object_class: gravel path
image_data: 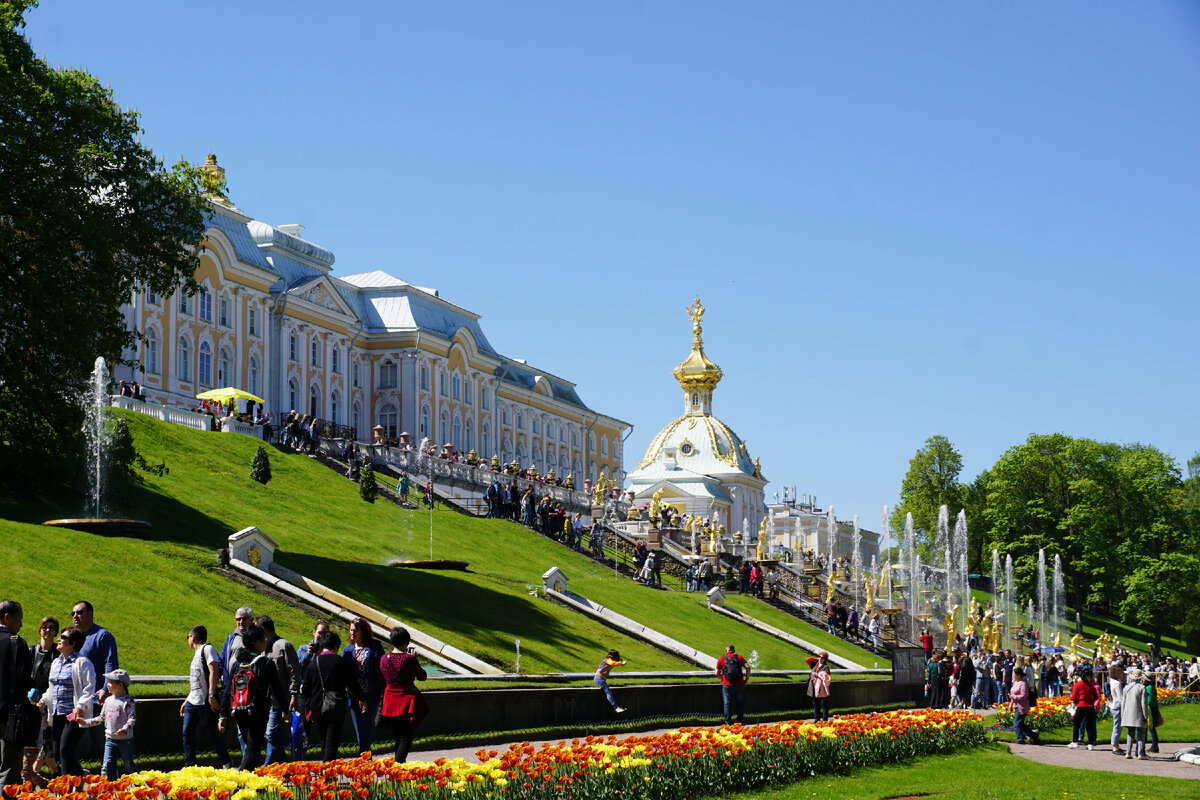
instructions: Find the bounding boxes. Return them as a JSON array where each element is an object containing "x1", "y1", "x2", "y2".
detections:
[{"x1": 1005, "y1": 740, "x2": 1200, "y2": 780}]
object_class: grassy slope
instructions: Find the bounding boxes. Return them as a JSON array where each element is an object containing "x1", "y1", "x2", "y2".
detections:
[
  {"x1": 968, "y1": 588, "x2": 1196, "y2": 659},
  {"x1": 743, "y1": 741, "x2": 1199, "y2": 800},
  {"x1": 0, "y1": 518, "x2": 320, "y2": 675},
  {"x1": 110, "y1": 410, "x2": 883, "y2": 672}
]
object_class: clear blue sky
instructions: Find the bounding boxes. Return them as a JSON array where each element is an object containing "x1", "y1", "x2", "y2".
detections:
[{"x1": 23, "y1": 2, "x2": 1200, "y2": 538}]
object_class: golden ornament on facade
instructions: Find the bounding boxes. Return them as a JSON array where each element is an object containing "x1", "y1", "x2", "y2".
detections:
[{"x1": 247, "y1": 544, "x2": 262, "y2": 569}]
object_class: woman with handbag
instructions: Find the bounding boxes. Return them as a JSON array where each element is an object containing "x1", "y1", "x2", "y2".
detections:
[
  {"x1": 807, "y1": 652, "x2": 832, "y2": 721},
  {"x1": 342, "y1": 619, "x2": 384, "y2": 754},
  {"x1": 378, "y1": 627, "x2": 429, "y2": 762},
  {"x1": 37, "y1": 627, "x2": 94, "y2": 776},
  {"x1": 301, "y1": 630, "x2": 364, "y2": 762}
]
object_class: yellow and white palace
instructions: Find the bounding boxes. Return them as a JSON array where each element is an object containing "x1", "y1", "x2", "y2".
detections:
[{"x1": 116, "y1": 157, "x2": 629, "y2": 484}]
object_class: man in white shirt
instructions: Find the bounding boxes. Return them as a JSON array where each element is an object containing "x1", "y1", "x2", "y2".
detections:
[{"x1": 180, "y1": 626, "x2": 231, "y2": 768}]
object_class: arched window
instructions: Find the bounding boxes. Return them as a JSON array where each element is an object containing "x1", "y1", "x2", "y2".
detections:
[
  {"x1": 420, "y1": 365, "x2": 429, "y2": 391},
  {"x1": 288, "y1": 379, "x2": 298, "y2": 412},
  {"x1": 248, "y1": 356, "x2": 260, "y2": 396},
  {"x1": 198, "y1": 288, "x2": 212, "y2": 322},
  {"x1": 380, "y1": 360, "x2": 397, "y2": 388},
  {"x1": 309, "y1": 385, "x2": 320, "y2": 418},
  {"x1": 481, "y1": 388, "x2": 489, "y2": 410},
  {"x1": 452, "y1": 373, "x2": 461, "y2": 400},
  {"x1": 589, "y1": 461, "x2": 597, "y2": 483},
  {"x1": 501, "y1": 435, "x2": 512, "y2": 463},
  {"x1": 573, "y1": 456, "x2": 582, "y2": 474},
  {"x1": 420, "y1": 406, "x2": 430, "y2": 440},
  {"x1": 379, "y1": 403, "x2": 398, "y2": 439},
  {"x1": 331, "y1": 391, "x2": 340, "y2": 425},
  {"x1": 311, "y1": 338, "x2": 321, "y2": 368},
  {"x1": 178, "y1": 292, "x2": 191, "y2": 316},
  {"x1": 600, "y1": 436, "x2": 608, "y2": 457},
  {"x1": 546, "y1": 444, "x2": 554, "y2": 469},
  {"x1": 482, "y1": 424, "x2": 490, "y2": 459},
  {"x1": 453, "y1": 414, "x2": 462, "y2": 451},
  {"x1": 692, "y1": 392, "x2": 699, "y2": 408},
  {"x1": 353, "y1": 401, "x2": 362, "y2": 439},
  {"x1": 516, "y1": 412, "x2": 524, "y2": 430},
  {"x1": 145, "y1": 329, "x2": 159, "y2": 374},
  {"x1": 560, "y1": 453, "x2": 569, "y2": 474},
  {"x1": 589, "y1": 431, "x2": 597, "y2": 452},
  {"x1": 217, "y1": 347, "x2": 231, "y2": 387},
  {"x1": 516, "y1": 441, "x2": 527, "y2": 463},
  {"x1": 465, "y1": 420, "x2": 474, "y2": 453},
  {"x1": 198, "y1": 342, "x2": 212, "y2": 386},
  {"x1": 440, "y1": 370, "x2": 449, "y2": 396},
  {"x1": 177, "y1": 336, "x2": 191, "y2": 381},
  {"x1": 440, "y1": 410, "x2": 449, "y2": 445}
]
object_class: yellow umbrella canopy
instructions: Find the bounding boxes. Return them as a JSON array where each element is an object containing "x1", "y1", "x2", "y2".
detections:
[{"x1": 195, "y1": 387, "x2": 265, "y2": 405}]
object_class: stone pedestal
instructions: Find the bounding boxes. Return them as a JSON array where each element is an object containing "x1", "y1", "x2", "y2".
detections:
[
  {"x1": 228, "y1": 527, "x2": 278, "y2": 572},
  {"x1": 542, "y1": 566, "x2": 569, "y2": 594}
]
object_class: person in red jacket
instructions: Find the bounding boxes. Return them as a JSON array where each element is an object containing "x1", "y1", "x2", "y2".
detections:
[
  {"x1": 1067, "y1": 666, "x2": 1100, "y2": 750},
  {"x1": 716, "y1": 645, "x2": 750, "y2": 724},
  {"x1": 918, "y1": 629, "x2": 934, "y2": 661}
]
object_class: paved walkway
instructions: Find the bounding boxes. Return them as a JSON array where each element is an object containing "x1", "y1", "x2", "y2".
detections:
[{"x1": 1006, "y1": 740, "x2": 1200, "y2": 779}]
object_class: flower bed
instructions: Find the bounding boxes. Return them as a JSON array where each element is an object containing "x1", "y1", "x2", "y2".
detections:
[
  {"x1": 991, "y1": 687, "x2": 1190, "y2": 729},
  {"x1": 8, "y1": 710, "x2": 987, "y2": 800}
]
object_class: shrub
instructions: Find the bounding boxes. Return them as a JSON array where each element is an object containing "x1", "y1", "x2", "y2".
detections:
[
  {"x1": 250, "y1": 446, "x2": 272, "y2": 484},
  {"x1": 359, "y1": 461, "x2": 377, "y2": 503}
]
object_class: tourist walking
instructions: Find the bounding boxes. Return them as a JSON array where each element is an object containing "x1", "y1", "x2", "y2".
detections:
[
  {"x1": 0, "y1": 601, "x2": 33, "y2": 789},
  {"x1": 258, "y1": 616, "x2": 301, "y2": 764},
  {"x1": 71, "y1": 601, "x2": 118, "y2": 762},
  {"x1": 717, "y1": 644, "x2": 750, "y2": 724},
  {"x1": 808, "y1": 652, "x2": 832, "y2": 721},
  {"x1": 43, "y1": 625, "x2": 95, "y2": 776},
  {"x1": 24, "y1": 616, "x2": 58, "y2": 786},
  {"x1": 343, "y1": 619, "x2": 384, "y2": 754},
  {"x1": 301, "y1": 630, "x2": 364, "y2": 762},
  {"x1": 78, "y1": 669, "x2": 136, "y2": 779},
  {"x1": 1008, "y1": 666, "x2": 1033, "y2": 745},
  {"x1": 1067, "y1": 667, "x2": 1099, "y2": 750},
  {"x1": 594, "y1": 650, "x2": 627, "y2": 714},
  {"x1": 219, "y1": 624, "x2": 287, "y2": 770},
  {"x1": 1107, "y1": 662, "x2": 1126, "y2": 754},
  {"x1": 180, "y1": 625, "x2": 231, "y2": 768},
  {"x1": 1121, "y1": 667, "x2": 1149, "y2": 760},
  {"x1": 379, "y1": 628, "x2": 430, "y2": 762},
  {"x1": 1146, "y1": 671, "x2": 1161, "y2": 753}
]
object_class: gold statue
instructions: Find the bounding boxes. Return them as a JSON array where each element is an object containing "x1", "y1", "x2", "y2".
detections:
[
  {"x1": 968, "y1": 596, "x2": 979, "y2": 625},
  {"x1": 753, "y1": 457, "x2": 762, "y2": 479},
  {"x1": 825, "y1": 573, "x2": 836, "y2": 603},
  {"x1": 865, "y1": 580, "x2": 875, "y2": 614},
  {"x1": 756, "y1": 518, "x2": 767, "y2": 562},
  {"x1": 710, "y1": 523, "x2": 719, "y2": 554},
  {"x1": 944, "y1": 604, "x2": 960, "y2": 649},
  {"x1": 981, "y1": 618, "x2": 992, "y2": 649},
  {"x1": 1053, "y1": 630, "x2": 1062, "y2": 649},
  {"x1": 593, "y1": 472, "x2": 608, "y2": 508},
  {"x1": 1070, "y1": 633, "x2": 1083, "y2": 663},
  {"x1": 685, "y1": 297, "x2": 705, "y2": 338}
]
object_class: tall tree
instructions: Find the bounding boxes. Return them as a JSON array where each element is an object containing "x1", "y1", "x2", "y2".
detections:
[
  {"x1": 891, "y1": 434, "x2": 966, "y2": 555},
  {"x1": 0, "y1": 1, "x2": 208, "y2": 491}
]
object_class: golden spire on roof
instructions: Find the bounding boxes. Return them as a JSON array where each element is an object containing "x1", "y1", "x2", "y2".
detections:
[{"x1": 673, "y1": 297, "x2": 722, "y2": 414}]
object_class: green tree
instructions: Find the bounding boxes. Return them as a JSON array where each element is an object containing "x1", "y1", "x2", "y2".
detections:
[
  {"x1": 249, "y1": 446, "x2": 272, "y2": 485},
  {"x1": 891, "y1": 434, "x2": 966, "y2": 558},
  {"x1": 358, "y1": 461, "x2": 378, "y2": 503},
  {"x1": 0, "y1": 2, "x2": 209, "y2": 493}
]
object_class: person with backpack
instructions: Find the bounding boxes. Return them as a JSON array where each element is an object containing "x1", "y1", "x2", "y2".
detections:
[
  {"x1": 716, "y1": 644, "x2": 750, "y2": 725},
  {"x1": 180, "y1": 625, "x2": 231, "y2": 768},
  {"x1": 218, "y1": 624, "x2": 287, "y2": 770},
  {"x1": 301, "y1": 630, "x2": 364, "y2": 763},
  {"x1": 925, "y1": 652, "x2": 944, "y2": 709}
]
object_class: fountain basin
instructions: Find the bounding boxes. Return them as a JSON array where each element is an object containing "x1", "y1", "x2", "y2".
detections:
[
  {"x1": 43, "y1": 519, "x2": 153, "y2": 537},
  {"x1": 388, "y1": 559, "x2": 469, "y2": 570}
]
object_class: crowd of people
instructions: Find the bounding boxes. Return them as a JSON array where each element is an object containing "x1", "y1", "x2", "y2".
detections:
[{"x1": 0, "y1": 600, "x2": 431, "y2": 789}]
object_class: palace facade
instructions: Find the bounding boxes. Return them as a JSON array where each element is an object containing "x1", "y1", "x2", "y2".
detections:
[{"x1": 115, "y1": 157, "x2": 630, "y2": 484}]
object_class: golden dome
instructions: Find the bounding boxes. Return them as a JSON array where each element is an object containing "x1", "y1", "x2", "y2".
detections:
[{"x1": 673, "y1": 298, "x2": 723, "y2": 397}]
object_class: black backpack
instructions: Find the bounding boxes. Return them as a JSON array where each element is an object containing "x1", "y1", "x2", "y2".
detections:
[{"x1": 722, "y1": 655, "x2": 743, "y2": 683}]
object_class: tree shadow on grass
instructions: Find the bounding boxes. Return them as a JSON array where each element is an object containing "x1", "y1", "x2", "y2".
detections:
[{"x1": 280, "y1": 550, "x2": 630, "y2": 671}]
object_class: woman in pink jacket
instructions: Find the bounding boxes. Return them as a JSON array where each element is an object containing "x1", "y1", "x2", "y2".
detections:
[{"x1": 808, "y1": 651, "x2": 832, "y2": 721}]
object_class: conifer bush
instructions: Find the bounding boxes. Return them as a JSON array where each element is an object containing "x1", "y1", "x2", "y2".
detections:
[
  {"x1": 359, "y1": 460, "x2": 377, "y2": 503},
  {"x1": 250, "y1": 446, "x2": 272, "y2": 484}
]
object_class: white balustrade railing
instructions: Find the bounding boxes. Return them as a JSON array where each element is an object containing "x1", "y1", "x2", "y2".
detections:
[
  {"x1": 220, "y1": 417, "x2": 262, "y2": 437},
  {"x1": 110, "y1": 395, "x2": 213, "y2": 431}
]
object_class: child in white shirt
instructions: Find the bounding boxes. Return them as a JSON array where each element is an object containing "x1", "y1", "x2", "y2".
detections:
[{"x1": 78, "y1": 669, "x2": 136, "y2": 778}]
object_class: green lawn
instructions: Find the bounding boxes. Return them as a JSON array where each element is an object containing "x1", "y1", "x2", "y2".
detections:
[
  {"x1": 737, "y1": 742, "x2": 1199, "y2": 800},
  {"x1": 7, "y1": 410, "x2": 875, "y2": 675}
]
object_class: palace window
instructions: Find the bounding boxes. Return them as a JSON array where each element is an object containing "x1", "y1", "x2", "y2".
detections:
[
  {"x1": 600, "y1": 436, "x2": 608, "y2": 457},
  {"x1": 452, "y1": 373, "x2": 461, "y2": 400},
  {"x1": 464, "y1": 379, "x2": 473, "y2": 406},
  {"x1": 420, "y1": 365, "x2": 429, "y2": 391},
  {"x1": 516, "y1": 412, "x2": 524, "y2": 430},
  {"x1": 178, "y1": 292, "x2": 191, "y2": 316},
  {"x1": 380, "y1": 360, "x2": 397, "y2": 388},
  {"x1": 440, "y1": 410, "x2": 449, "y2": 444},
  {"x1": 146, "y1": 289, "x2": 159, "y2": 306},
  {"x1": 502, "y1": 408, "x2": 509, "y2": 425},
  {"x1": 453, "y1": 415, "x2": 462, "y2": 451},
  {"x1": 532, "y1": 418, "x2": 540, "y2": 434},
  {"x1": 217, "y1": 348, "x2": 231, "y2": 386},
  {"x1": 420, "y1": 407, "x2": 430, "y2": 440},
  {"x1": 218, "y1": 297, "x2": 230, "y2": 327},
  {"x1": 310, "y1": 338, "x2": 321, "y2": 368},
  {"x1": 352, "y1": 361, "x2": 360, "y2": 388},
  {"x1": 288, "y1": 379, "x2": 298, "y2": 412},
  {"x1": 572, "y1": 430, "x2": 579, "y2": 447},
  {"x1": 482, "y1": 425, "x2": 490, "y2": 459},
  {"x1": 248, "y1": 357, "x2": 260, "y2": 396},
  {"x1": 176, "y1": 336, "x2": 191, "y2": 382},
  {"x1": 331, "y1": 391, "x2": 340, "y2": 425},
  {"x1": 198, "y1": 290, "x2": 212, "y2": 322},
  {"x1": 288, "y1": 334, "x2": 298, "y2": 362},
  {"x1": 465, "y1": 421, "x2": 473, "y2": 453},
  {"x1": 379, "y1": 403, "x2": 398, "y2": 439},
  {"x1": 353, "y1": 401, "x2": 362, "y2": 439},
  {"x1": 248, "y1": 307, "x2": 259, "y2": 337},
  {"x1": 198, "y1": 342, "x2": 212, "y2": 386},
  {"x1": 331, "y1": 348, "x2": 340, "y2": 374},
  {"x1": 145, "y1": 330, "x2": 159, "y2": 374},
  {"x1": 309, "y1": 386, "x2": 319, "y2": 418},
  {"x1": 440, "y1": 370, "x2": 449, "y2": 397},
  {"x1": 481, "y1": 386, "x2": 489, "y2": 409}
]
